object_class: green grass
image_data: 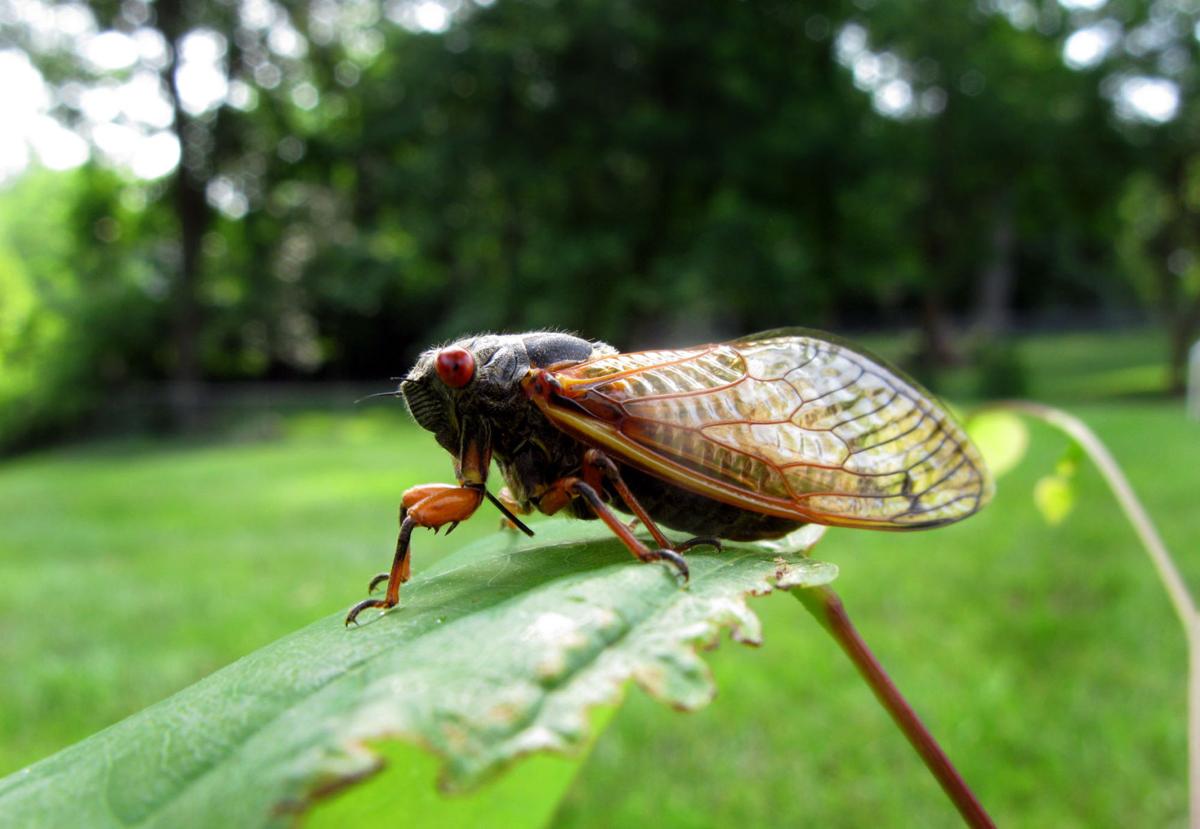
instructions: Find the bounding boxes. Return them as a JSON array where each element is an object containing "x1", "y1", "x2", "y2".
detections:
[
  {"x1": 0, "y1": 409, "x2": 501, "y2": 778},
  {"x1": 0, "y1": 329, "x2": 1196, "y2": 826},
  {"x1": 856, "y1": 327, "x2": 1175, "y2": 401}
]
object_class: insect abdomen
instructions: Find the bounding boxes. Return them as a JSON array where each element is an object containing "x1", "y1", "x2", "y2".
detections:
[{"x1": 616, "y1": 464, "x2": 804, "y2": 541}]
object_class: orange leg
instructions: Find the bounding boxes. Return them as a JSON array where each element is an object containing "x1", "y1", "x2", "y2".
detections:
[
  {"x1": 345, "y1": 483, "x2": 483, "y2": 625},
  {"x1": 401, "y1": 483, "x2": 461, "y2": 509},
  {"x1": 542, "y1": 476, "x2": 689, "y2": 580},
  {"x1": 581, "y1": 449, "x2": 722, "y2": 555}
]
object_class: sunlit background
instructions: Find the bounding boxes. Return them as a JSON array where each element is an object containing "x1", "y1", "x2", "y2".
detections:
[
  {"x1": 1, "y1": 0, "x2": 1198, "y2": 449},
  {"x1": 0, "y1": 1, "x2": 1187, "y2": 180},
  {"x1": 1, "y1": 0, "x2": 1198, "y2": 825}
]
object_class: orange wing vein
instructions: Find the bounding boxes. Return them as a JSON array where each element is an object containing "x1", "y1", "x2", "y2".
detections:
[{"x1": 527, "y1": 330, "x2": 993, "y2": 529}]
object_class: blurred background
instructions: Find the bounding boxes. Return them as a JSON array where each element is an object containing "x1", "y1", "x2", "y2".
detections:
[
  {"x1": 1, "y1": 0, "x2": 1197, "y2": 825},
  {"x1": 1, "y1": 0, "x2": 1198, "y2": 444}
]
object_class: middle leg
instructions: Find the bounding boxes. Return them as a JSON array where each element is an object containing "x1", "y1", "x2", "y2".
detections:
[
  {"x1": 581, "y1": 449, "x2": 722, "y2": 554},
  {"x1": 540, "y1": 476, "x2": 689, "y2": 580}
]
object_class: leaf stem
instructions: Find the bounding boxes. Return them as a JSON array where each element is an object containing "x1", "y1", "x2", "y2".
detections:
[
  {"x1": 795, "y1": 585, "x2": 996, "y2": 828},
  {"x1": 975, "y1": 400, "x2": 1197, "y2": 631},
  {"x1": 970, "y1": 400, "x2": 1199, "y2": 826}
]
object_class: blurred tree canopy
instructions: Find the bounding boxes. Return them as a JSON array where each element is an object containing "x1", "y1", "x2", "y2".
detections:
[{"x1": 0, "y1": 0, "x2": 1197, "y2": 448}]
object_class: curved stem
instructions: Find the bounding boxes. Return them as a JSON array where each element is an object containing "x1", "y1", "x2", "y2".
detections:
[
  {"x1": 969, "y1": 400, "x2": 1199, "y2": 826},
  {"x1": 795, "y1": 586, "x2": 996, "y2": 828},
  {"x1": 973, "y1": 401, "x2": 1197, "y2": 632}
]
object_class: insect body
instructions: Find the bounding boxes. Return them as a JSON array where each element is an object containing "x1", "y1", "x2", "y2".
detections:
[{"x1": 346, "y1": 329, "x2": 992, "y2": 625}]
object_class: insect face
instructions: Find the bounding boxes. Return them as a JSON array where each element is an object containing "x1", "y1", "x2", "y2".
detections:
[
  {"x1": 398, "y1": 343, "x2": 482, "y2": 452},
  {"x1": 398, "y1": 333, "x2": 606, "y2": 456}
]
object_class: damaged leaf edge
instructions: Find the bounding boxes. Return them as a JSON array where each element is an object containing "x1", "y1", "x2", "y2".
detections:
[{"x1": 288, "y1": 533, "x2": 836, "y2": 819}]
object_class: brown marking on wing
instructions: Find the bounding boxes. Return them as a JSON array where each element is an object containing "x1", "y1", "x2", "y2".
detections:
[{"x1": 537, "y1": 334, "x2": 993, "y2": 529}]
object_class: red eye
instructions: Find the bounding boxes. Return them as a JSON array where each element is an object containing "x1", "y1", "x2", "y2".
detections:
[{"x1": 435, "y1": 346, "x2": 475, "y2": 388}]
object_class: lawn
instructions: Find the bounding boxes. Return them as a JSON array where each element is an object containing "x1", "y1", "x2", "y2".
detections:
[{"x1": 0, "y1": 329, "x2": 1195, "y2": 826}]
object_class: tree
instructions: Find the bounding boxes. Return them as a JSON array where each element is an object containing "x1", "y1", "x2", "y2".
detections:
[
  {"x1": 848, "y1": 0, "x2": 1132, "y2": 366},
  {"x1": 1096, "y1": 0, "x2": 1200, "y2": 393},
  {"x1": 1119, "y1": 154, "x2": 1200, "y2": 393},
  {"x1": 0, "y1": 0, "x2": 348, "y2": 424}
]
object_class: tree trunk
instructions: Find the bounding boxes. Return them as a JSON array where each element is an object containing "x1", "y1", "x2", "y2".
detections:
[
  {"x1": 973, "y1": 196, "x2": 1016, "y2": 338},
  {"x1": 156, "y1": 0, "x2": 211, "y2": 430},
  {"x1": 168, "y1": 147, "x2": 207, "y2": 429},
  {"x1": 919, "y1": 292, "x2": 959, "y2": 367},
  {"x1": 1167, "y1": 296, "x2": 1200, "y2": 396},
  {"x1": 916, "y1": 98, "x2": 961, "y2": 369}
]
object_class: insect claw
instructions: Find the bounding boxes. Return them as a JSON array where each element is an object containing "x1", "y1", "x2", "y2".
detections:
[
  {"x1": 345, "y1": 597, "x2": 392, "y2": 626},
  {"x1": 676, "y1": 536, "x2": 722, "y2": 553},
  {"x1": 367, "y1": 572, "x2": 389, "y2": 594},
  {"x1": 646, "y1": 548, "x2": 690, "y2": 582}
]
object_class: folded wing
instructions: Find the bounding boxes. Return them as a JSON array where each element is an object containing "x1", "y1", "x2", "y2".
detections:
[{"x1": 534, "y1": 330, "x2": 992, "y2": 529}]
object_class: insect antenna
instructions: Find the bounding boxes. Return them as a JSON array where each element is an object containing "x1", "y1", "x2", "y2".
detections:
[
  {"x1": 354, "y1": 374, "x2": 413, "y2": 405},
  {"x1": 354, "y1": 390, "x2": 403, "y2": 404}
]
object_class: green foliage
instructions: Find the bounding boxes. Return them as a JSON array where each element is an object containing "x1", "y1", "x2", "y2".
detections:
[
  {"x1": 1032, "y1": 472, "x2": 1074, "y2": 526},
  {"x1": 965, "y1": 409, "x2": 1029, "y2": 479},
  {"x1": 871, "y1": 329, "x2": 1172, "y2": 403},
  {"x1": 0, "y1": 168, "x2": 170, "y2": 449},
  {"x1": 975, "y1": 406, "x2": 1083, "y2": 527},
  {"x1": 1033, "y1": 446, "x2": 1082, "y2": 527},
  {"x1": 0, "y1": 519, "x2": 832, "y2": 826},
  {"x1": 1117, "y1": 169, "x2": 1197, "y2": 309},
  {"x1": 0, "y1": 172, "x2": 77, "y2": 445},
  {"x1": 304, "y1": 728, "x2": 611, "y2": 829},
  {"x1": 6, "y1": 0, "x2": 1193, "y2": 450},
  {"x1": 1117, "y1": 157, "x2": 1200, "y2": 389},
  {"x1": 973, "y1": 341, "x2": 1030, "y2": 399}
]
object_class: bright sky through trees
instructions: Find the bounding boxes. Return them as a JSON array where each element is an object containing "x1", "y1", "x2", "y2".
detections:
[
  {"x1": 0, "y1": 0, "x2": 1190, "y2": 186},
  {"x1": 2, "y1": 0, "x2": 1198, "y2": 453}
]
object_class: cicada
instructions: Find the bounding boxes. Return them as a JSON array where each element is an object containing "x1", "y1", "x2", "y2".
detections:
[{"x1": 346, "y1": 329, "x2": 992, "y2": 624}]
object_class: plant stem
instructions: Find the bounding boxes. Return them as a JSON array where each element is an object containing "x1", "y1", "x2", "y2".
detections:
[
  {"x1": 1193, "y1": 635, "x2": 1200, "y2": 829},
  {"x1": 795, "y1": 586, "x2": 996, "y2": 829},
  {"x1": 971, "y1": 400, "x2": 1199, "y2": 826},
  {"x1": 978, "y1": 401, "x2": 1196, "y2": 630}
]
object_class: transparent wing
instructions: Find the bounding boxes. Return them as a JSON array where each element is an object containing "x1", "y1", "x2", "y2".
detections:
[{"x1": 533, "y1": 330, "x2": 992, "y2": 529}]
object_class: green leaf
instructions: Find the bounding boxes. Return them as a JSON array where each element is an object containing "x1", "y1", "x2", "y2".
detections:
[
  {"x1": 1033, "y1": 475, "x2": 1076, "y2": 526},
  {"x1": 1055, "y1": 441, "x2": 1083, "y2": 478},
  {"x1": 0, "y1": 520, "x2": 834, "y2": 827},
  {"x1": 965, "y1": 410, "x2": 1029, "y2": 479},
  {"x1": 1032, "y1": 441, "x2": 1082, "y2": 526}
]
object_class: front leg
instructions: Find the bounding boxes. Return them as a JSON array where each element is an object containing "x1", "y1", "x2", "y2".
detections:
[{"x1": 345, "y1": 483, "x2": 483, "y2": 625}]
